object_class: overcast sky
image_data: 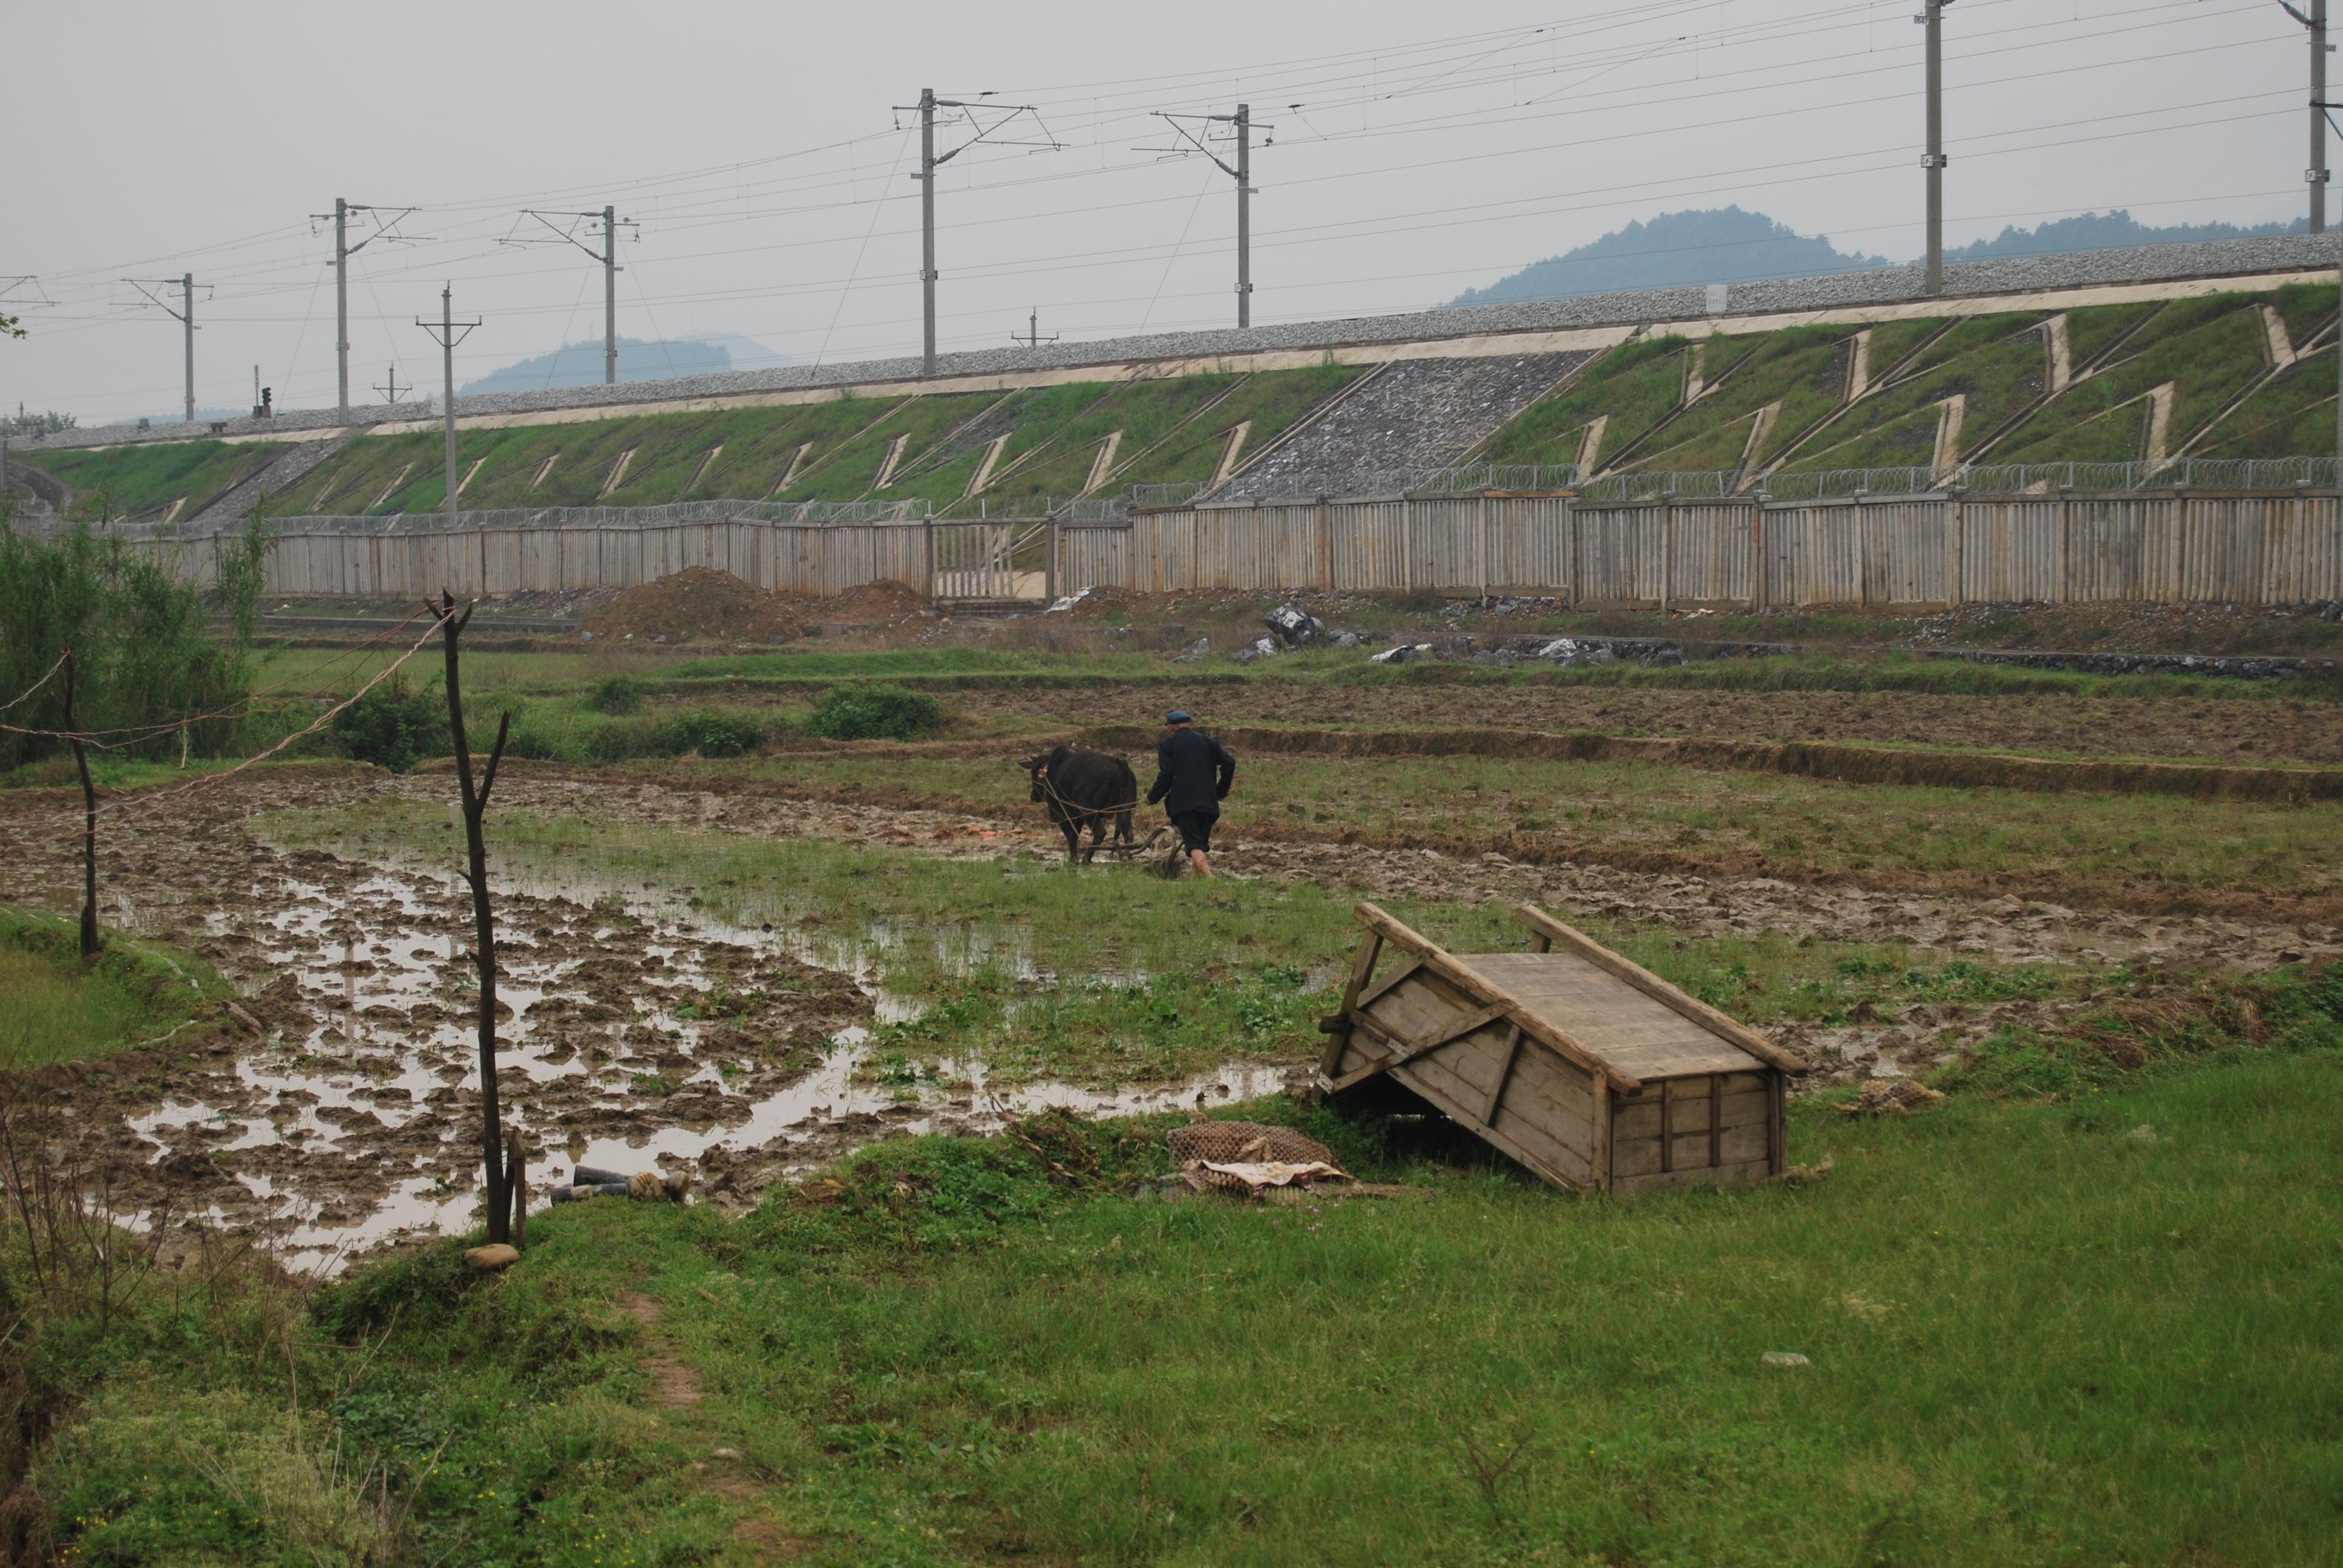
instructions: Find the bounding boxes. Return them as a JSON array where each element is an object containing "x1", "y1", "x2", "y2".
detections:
[{"x1": 0, "y1": 0, "x2": 2321, "y2": 423}]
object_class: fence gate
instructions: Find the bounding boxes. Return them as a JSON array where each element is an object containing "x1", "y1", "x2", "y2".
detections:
[{"x1": 930, "y1": 520, "x2": 1050, "y2": 604}]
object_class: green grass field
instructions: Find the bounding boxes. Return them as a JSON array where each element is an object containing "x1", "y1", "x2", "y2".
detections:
[
  {"x1": 0, "y1": 907, "x2": 220, "y2": 1071},
  {"x1": 18, "y1": 1030, "x2": 2342, "y2": 1566},
  {"x1": 8, "y1": 612, "x2": 2343, "y2": 1564}
]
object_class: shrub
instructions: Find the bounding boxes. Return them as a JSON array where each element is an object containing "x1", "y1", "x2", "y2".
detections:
[
  {"x1": 655, "y1": 708, "x2": 765, "y2": 759},
  {"x1": 0, "y1": 511, "x2": 270, "y2": 769},
  {"x1": 332, "y1": 677, "x2": 450, "y2": 773},
  {"x1": 587, "y1": 674, "x2": 644, "y2": 714},
  {"x1": 585, "y1": 717, "x2": 662, "y2": 763},
  {"x1": 802, "y1": 684, "x2": 940, "y2": 742}
]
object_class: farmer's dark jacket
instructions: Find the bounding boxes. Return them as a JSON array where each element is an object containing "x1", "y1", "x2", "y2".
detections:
[{"x1": 1147, "y1": 728, "x2": 1236, "y2": 817}]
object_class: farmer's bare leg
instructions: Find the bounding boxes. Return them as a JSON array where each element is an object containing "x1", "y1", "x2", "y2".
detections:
[{"x1": 1189, "y1": 848, "x2": 1212, "y2": 878}]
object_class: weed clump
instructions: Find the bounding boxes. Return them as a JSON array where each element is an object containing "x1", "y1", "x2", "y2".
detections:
[
  {"x1": 655, "y1": 708, "x2": 765, "y2": 759},
  {"x1": 1932, "y1": 961, "x2": 2343, "y2": 1099},
  {"x1": 586, "y1": 674, "x2": 644, "y2": 714},
  {"x1": 330, "y1": 676, "x2": 448, "y2": 773},
  {"x1": 802, "y1": 684, "x2": 940, "y2": 742}
]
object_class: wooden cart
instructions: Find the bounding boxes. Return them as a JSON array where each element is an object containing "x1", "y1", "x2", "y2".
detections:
[{"x1": 1316, "y1": 902, "x2": 1808, "y2": 1194}]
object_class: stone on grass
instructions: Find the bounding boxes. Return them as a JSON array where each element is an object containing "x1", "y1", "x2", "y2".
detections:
[
  {"x1": 1262, "y1": 603, "x2": 1327, "y2": 647},
  {"x1": 1761, "y1": 1350, "x2": 1812, "y2": 1368},
  {"x1": 466, "y1": 1244, "x2": 520, "y2": 1272}
]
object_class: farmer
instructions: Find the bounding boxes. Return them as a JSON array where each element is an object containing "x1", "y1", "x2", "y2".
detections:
[{"x1": 1145, "y1": 709, "x2": 1236, "y2": 878}]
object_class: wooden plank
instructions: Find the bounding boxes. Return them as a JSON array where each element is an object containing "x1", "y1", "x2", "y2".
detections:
[
  {"x1": 1496, "y1": 1038, "x2": 1598, "y2": 1154},
  {"x1": 1465, "y1": 955, "x2": 1757, "y2": 1079},
  {"x1": 1708, "y1": 1073, "x2": 1722, "y2": 1169},
  {"x1": 1320, "y1": 930, "x2": 1384, "y2": 1077},
  {"x1": 1611, "y1": 1134, "x2": 1663, "y2": 1178},
  {"x1": 1720, "y1": 1119, "x2": 1770, "y2": 1165},
  {"x1": 1613, "y1": 1158, "x2": 1769, "y2": 1196},
  {"x1": 1511, "y1": 903, "x2": 1807, "y2": 1073},
  {"x1": 1325, "y1": 999, "x2": 1510, "y2": 1095},
  {"x1": 1381, "y1": 1056, "x2": 1591, "y2": 1192},
  {"x1": 1599, "y1": 1081, "x2": 1614, "y2": 1192},
  {"x1": 1354, "y1": 955, "x2": 1426, "y2": 1011},
  {"x1": 1486, "y1": 1101, "x2": 1596, "y2": 1186},
  {"x1": 1483, "y1": 1023, "x2": 1524, "y2": 1123},
  {"x1": 1345, "y1": 1004, "x2": 1510, "y2": 1105},
  {"x1": 1354, "y1": 903, "x2": 1640, "y2": 1092},
  {"x1": 1384, "y1": 1028, "x2": 1507, "y2": 1116},
  {"x1": 1769, "y1": 1070, "x2": 1786, "y2": 1177}
]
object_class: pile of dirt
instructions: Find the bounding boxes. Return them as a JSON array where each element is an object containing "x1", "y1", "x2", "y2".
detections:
[
  {"x1": 582, "y1": 568, "x2": 804, "y2": 644},
  {"x1": 814, "y1": 580, "x2": 931, "y2": 624}
]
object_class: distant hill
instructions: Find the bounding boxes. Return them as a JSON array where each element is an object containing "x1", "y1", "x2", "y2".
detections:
[
  {"x1": 460, "y1": 335, "x2": 796, "y2": 396},
  {"x1": 1449, "y1": 207, "x2": 1887, "y2": 308},
  {"x1": 1940, "y1": 209, "x2": 2304, "y2": 264},
  {"x1": 1450, "y1": 206, "x2": 2310, "y2": 307}
]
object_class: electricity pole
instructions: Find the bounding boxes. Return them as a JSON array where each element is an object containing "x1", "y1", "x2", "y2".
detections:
[
  {"x1": 1010, "y1": 307, "x2": 1058, "y2": 348},
  {"x1": 416, "y1": 285, "x2": 481, "y2": 531},
  {"x1": 312, "y1": 200, "x2": 416, "y2": 422},
  {"x1": 1236, "y1": 104, "x2": 1253, "y2": 327},
  {"x1": 2289, "y1": 2, "x2": 2343, "y2": 465},
  {"x1": 2282, "y1": 2, "x2": 2333, "y2": 232},
  {"x1": 335, "y1": 200, "x2": 349, "y2": 410},
  {"x1": 508, "y1": 206, "x2": 633, "y2": 384},
  {"x1": 182, "y1": 275, "x2": 195, "y2": 423},
  {"x1": 2319, "y1": 1, "x2": 2332, "y2": 235},
  {"x1": 921, "y1": 88, "x2": 939, "y2": 375},
  {"x1": 1921, "y1": 2, "x2": 1950, "y2": 296},
  {"x1": 603, "y1": 205, "x2": 617, "y2": 384},
  {"x1": 898, "y1": 89, "x2": 1060, "y2": 376},
  {"x1": 1147, "y1": 105, "x2": 1270, "y2": 327},
  {"x1": 126, "y1": 274, "x2": 200, "y2": 423}
]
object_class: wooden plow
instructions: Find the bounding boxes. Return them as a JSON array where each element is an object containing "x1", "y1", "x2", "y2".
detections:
[{"x1": 1317, "y1": 902, "x2": 1807, "y2": 1194}]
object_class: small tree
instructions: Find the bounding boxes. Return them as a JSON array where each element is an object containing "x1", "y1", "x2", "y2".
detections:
[
  {"x1": 432, "y1": 590, "x2": 523, "y2": 1247},
  {"x1": 58, "y1": 648, "x2": 98, "y2": 960},
  {"x1": 0, "y1": 509, "x2": 270, "y2": 771}
]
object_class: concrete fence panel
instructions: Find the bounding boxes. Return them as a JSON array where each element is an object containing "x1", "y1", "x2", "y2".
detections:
[{"x1": 118, "y1": 488, "x2": 2343, "y2": 611}]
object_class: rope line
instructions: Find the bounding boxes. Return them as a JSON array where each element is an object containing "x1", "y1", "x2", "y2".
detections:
[
  {"x1": 0, "y1": 608, "x2": 455, "y2": 849},
  {"x1": 0, "y1": 609, "x2": 431, "y2": 747},
  {"x1": 0, "y1": 654, "x2": 68, "y2": 716}
]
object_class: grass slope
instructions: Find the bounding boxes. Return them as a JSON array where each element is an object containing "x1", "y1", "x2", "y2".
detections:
[
  {"x1": 27, "y1": 288, "x2": 2342, "y2": 520},
  {"x1": 24, "y1": 368, "x2": 1368, "y2": 521},
  {"x1": 0, "y1": 906, "x2": 221, "y2": 1071},
  {"x1": 18, "y1": 439, "x2": 288, "y2": 521}
]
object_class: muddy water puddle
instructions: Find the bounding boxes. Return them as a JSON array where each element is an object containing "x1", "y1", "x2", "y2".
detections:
[{"x1": 120, "y1": 843, "x2": 1286, "y2": 1274}]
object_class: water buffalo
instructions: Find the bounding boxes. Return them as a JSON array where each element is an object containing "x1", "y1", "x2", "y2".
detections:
[{"x1": 1021, "y1": 745, "x2": 1136, "y2": 863}]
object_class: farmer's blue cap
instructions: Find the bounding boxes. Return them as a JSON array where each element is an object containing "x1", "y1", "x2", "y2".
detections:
[{"x1": 1165, "y1": 710, "x2": 1192, "y2": 725}]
